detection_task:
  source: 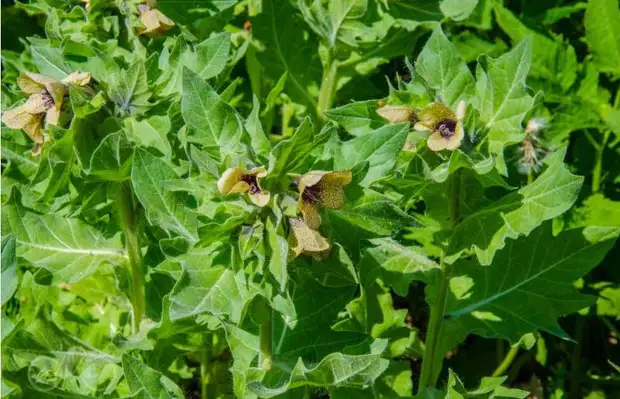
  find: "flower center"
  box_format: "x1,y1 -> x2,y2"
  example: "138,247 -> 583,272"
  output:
240,174 -> 261,194
42,92 -> 55,109
435,119 -> 456,139
302,184 -> 321,205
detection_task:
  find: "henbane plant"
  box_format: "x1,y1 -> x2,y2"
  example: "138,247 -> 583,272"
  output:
1,1 -> 619,398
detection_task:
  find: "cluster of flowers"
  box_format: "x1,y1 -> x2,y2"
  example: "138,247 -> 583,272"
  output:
218,167 -> 352,260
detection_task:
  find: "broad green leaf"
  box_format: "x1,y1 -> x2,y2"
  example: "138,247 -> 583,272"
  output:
122,354 -> 184,399
266,210 -> 289,292
336,123 -> 408,185
453,31 -> 508,63
181,67 -> 243,158
168,248 -> 254,321
440,0 -> 478,21
2,205 -> 125,283
1,235 -> 18,306
330,360 -> 413,399
446,150 -> 583,264
246,348 -> 389,398
474,38 -> 535,154
131,149 -> 198,242
568,194 -> 620,243
386,0 -> 443,31
30,45 -> 71,80
159,33 -> 231,95
325,100 -> 386,136
267,117 -> 314,179
444,370 -> 528,398
245,96 -> 271,163
88,131 -> 133,181
124,115 -> 172,157
494,4 -> 578,93
109,61 -> 150,116
416,28 -> 475,108
69,86 -> 106,118
443,223 -> 614,342
366,238 -> 439,297
253,0 -> 321,112
156,0 -> 238,25
585,0 -> 620,75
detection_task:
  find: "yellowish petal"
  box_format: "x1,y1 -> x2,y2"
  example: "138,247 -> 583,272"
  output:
2,105 -> 32,129
17,72 -> 55,94
154,9 -> 175,29
249,191 -> 270,207
21,94 -> 48,114
45,107 -> 61,126
217,167 -> 244,194
139,10 -> 161,35
427,132 -> 448,152
289,218 -> 330,257
298,171 -> 327,191
414,122 -> 431,132
45,81 -> 67,109
300,202 -> 321,230
248,166 -> 268,177
456,101 -> 466,120
229,181 -> 250,194
444,123 -> 464,151
24,116 -> 45,144
376,105 -> 415,124
62,71 -> 92,86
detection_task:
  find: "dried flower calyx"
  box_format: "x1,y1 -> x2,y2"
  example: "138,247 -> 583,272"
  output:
288,217 -> 330,259
415,101 -> 465,152
218,166 -> 271,207
2,71 -> 92,146
295,170 -> 352,229
137,0 -> 175,37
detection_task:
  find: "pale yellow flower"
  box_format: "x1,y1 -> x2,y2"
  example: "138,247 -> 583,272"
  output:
137,3 -> 175,37
288,217 -> 330,259
217,166 -> 270,207
2,72 -> 92,145
376,104 -> 417,124
296,171 -> 352,229
415,101 -> 466,152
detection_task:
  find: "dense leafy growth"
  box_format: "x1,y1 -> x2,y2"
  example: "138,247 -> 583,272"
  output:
1,0 -> 619,398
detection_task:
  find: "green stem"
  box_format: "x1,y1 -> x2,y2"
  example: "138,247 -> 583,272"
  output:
492,344 -> 520,377
592,130 -> 610,193
259,314 -> 273,370
569,317 -> 586,399
317,51 -> 339,123
418,172 -> 461,392
118,183 -> 145,333
201,351 -> 209,399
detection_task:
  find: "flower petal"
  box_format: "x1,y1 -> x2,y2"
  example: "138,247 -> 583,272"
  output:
249,191 -> 270,207
217,167 -> 244,194
62,71 -> 92,86
414,122 -> 431,132
17,72 -> 56,94
300,202 -> 321,230
289,218 -> 330,258
426,132 -> 448,152
45,107 -> 61,126
248,166 -> 268,178
299,171 -> 327,191
21,94 -> 48,114
376,105 -> 415,124
444,123 -> 464,151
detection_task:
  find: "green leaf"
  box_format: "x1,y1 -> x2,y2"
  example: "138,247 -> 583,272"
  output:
331,360 -> 413,398
267,117 -> 314,179
444,370 -> 528,398
266,210 -> 289,292
443,222 -> 614,342
416,27 -> 475,108
585,0 -> 620,76
2,204 -> 125,283
30,45 -> 71,80
446,150 -> 583,264
181,67 -> 243,158
325,100 -> 386,136
245,96 -> 271,163
155,0 -> 238,25
124,115 -> 172,157
88,131 -> 133,181
440,0 -> 478,21
1,235 -> 18,306
131,149 -> 198,243
168,247 -> 255,321
109,61 -> 150,116
159,33 -> 231,95
336,123 -> 408,186
474,38 -> 535,154
253,0 -> 321,112
69,86 -> 106,118
568,194 -> 620,243
122,354 -> 184,399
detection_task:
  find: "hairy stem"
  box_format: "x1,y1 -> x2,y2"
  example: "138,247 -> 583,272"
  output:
118,183 -> 145,333
492,344 -> 520,377
259,313 -> 273,370
201,350 -> 209,399
592,130 -> 610,193
317,51 -> 339,122
418,172 -> 461,391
